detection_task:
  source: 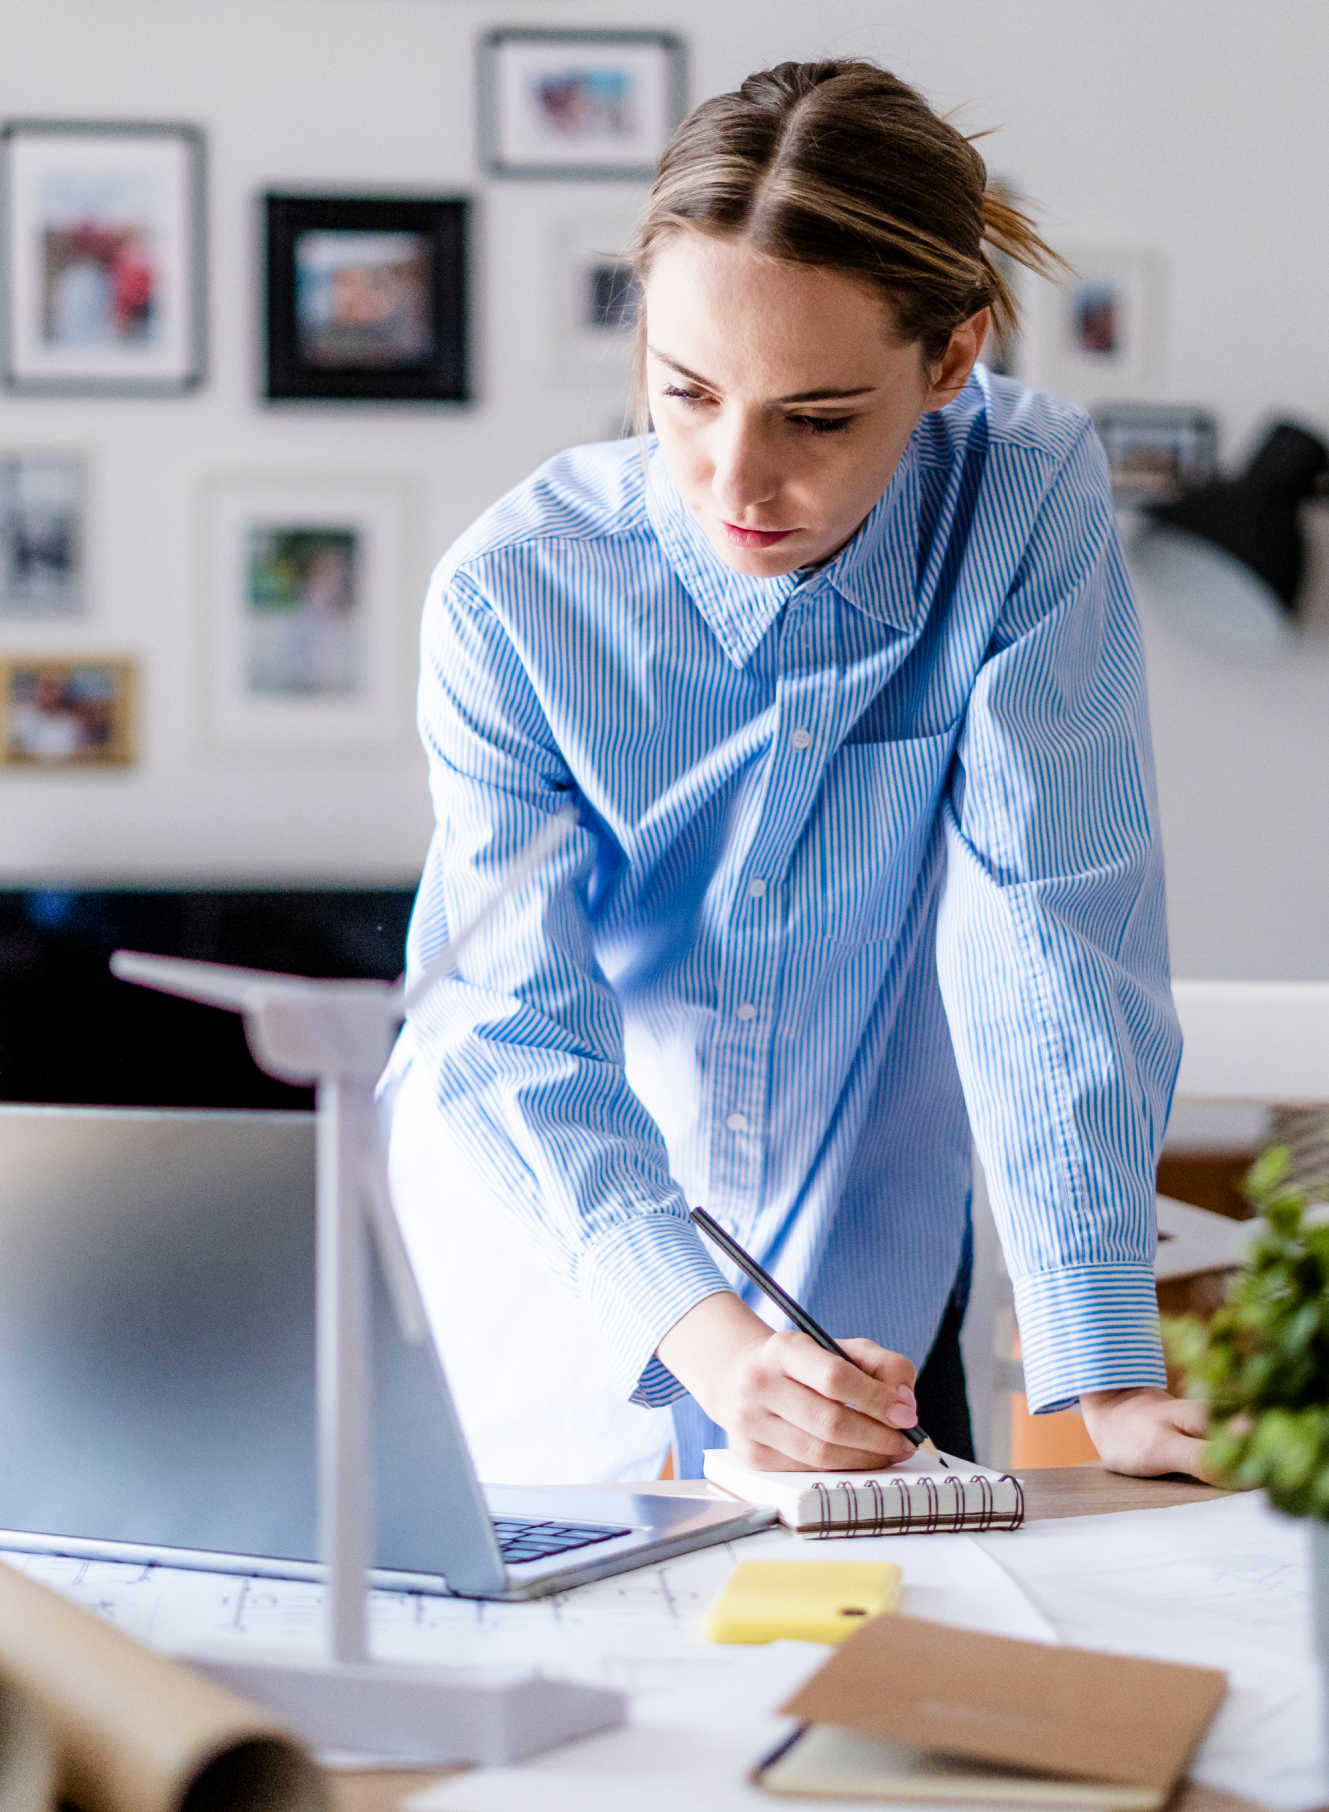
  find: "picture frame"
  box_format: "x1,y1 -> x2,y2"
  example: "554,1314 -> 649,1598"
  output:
264,194 -> 469,403
1,121 -> 205,396
1092,404 -> 1218,507
205,473 -> 410,750
479,29 -> 687,180
0,448 -> 87,616
553,216 -> 641,375
1042,246 -> 1164,402
0,654 -> 136,768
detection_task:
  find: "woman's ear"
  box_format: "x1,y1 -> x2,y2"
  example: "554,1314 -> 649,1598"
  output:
923,308 -> 991,410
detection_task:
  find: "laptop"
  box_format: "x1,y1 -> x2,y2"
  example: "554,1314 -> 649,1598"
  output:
0,1105 -> 773,1600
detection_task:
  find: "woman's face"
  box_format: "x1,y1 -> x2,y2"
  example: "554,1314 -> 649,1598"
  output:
644,231 -> 986,577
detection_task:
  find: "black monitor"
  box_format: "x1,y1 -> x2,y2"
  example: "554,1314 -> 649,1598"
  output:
0,885 -> 417,1109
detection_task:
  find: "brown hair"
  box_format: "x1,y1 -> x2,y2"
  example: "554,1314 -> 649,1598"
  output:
630,58 -> 1061,425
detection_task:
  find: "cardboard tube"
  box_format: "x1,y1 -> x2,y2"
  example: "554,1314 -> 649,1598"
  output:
0,1674 -> 55,1812
0,1560 -> 327,1812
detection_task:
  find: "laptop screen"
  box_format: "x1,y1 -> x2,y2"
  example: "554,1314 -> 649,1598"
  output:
0,1105 -> 461,1574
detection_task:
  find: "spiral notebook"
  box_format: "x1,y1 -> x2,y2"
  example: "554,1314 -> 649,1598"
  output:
702,1448 -> 1025,1537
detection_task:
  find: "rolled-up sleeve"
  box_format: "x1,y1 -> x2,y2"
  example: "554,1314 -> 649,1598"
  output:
935,420 -> 1181,1413
404,563 -> 729,1405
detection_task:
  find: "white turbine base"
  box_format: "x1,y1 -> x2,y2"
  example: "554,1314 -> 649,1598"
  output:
185,1651 -> 625,1766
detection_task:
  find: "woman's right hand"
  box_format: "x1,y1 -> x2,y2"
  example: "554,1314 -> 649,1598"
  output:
656,1290 -> 920,1470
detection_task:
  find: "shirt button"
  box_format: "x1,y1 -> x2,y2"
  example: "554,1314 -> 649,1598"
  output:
747,878 -> 767,898
725,1111 -> 749,1132
736,1003 -> 757,1021
790,728 -> 813,750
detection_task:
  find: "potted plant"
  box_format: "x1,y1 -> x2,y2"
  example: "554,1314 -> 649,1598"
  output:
1168,1142 -> 1329,1677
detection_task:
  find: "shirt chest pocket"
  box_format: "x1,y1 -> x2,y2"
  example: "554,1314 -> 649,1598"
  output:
784,727 -> 960,944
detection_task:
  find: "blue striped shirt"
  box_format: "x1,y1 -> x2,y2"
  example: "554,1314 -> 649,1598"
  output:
398,368 -> 1179,1440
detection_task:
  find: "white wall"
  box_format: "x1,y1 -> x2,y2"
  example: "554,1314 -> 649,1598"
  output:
1,0 -> 1326,976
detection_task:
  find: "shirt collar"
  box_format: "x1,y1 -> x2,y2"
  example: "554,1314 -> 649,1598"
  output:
645,437 -> 926,668
645,447 -> 798,667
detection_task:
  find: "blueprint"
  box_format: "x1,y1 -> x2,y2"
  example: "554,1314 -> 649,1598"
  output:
2,1521 -> 1050,1801
4,1519 -> 1049,1682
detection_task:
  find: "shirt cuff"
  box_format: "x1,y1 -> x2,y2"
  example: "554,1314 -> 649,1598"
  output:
577,1209 -> 734,1407
1011,1263 -> 1166,1415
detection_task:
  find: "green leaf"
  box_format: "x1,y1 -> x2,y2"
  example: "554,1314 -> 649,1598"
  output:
1246,1144 -> 1291,1204
1172,1137 -> 1329,1508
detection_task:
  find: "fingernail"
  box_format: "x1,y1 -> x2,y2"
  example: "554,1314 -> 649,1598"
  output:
885,1389 -> 916,1430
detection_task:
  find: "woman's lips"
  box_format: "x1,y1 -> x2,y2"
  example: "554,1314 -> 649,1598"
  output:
717,520 -> 796,549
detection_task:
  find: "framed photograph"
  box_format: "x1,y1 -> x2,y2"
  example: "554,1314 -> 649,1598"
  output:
1,121 -> 205,396
1092,404 -> 1218,507
265,194 -> 468,403
1043,247 -> 1163,401
206,474 -> 409,749
480,29 -> 687,180
0,655 -> 135,767
0,449 -> 86,615
554,217 -> 640,373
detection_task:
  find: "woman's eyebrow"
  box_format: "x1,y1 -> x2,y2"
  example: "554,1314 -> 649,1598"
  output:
647,346 -> 876,406
647,347 -> 718,388
778,385 -> 876,404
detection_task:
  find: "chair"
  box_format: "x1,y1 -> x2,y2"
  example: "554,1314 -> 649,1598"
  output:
961,981 -> 1329,1467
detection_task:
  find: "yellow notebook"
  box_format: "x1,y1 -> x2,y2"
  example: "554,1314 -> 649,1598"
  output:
704,1559 -> 903,1645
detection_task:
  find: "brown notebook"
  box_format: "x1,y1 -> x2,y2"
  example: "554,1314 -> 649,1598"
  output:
755,1614 -> 1226,1808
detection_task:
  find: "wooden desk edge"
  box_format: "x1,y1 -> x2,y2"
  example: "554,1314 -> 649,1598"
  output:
333,1464 -> 1236,1811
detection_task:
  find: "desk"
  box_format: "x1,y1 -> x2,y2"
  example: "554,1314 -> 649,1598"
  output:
333,1465 -> 1238,1812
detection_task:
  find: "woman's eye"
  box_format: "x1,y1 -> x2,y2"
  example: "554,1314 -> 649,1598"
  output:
789,414 -> 854,436
662,385 -> 712,407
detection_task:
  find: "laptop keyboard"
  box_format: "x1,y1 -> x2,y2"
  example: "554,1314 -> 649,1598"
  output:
492,1516 -> 633,1566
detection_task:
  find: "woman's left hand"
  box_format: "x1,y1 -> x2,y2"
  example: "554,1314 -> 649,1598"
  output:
1080,1387 -> 1213,1481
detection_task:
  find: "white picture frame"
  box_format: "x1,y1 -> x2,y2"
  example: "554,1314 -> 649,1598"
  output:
552,217 -> 640,376
205,474 -> 409,751
2,121 -> 205,396
1041,246 -> 1164,402
0,448 -> 87,616
480,29 -> 686,180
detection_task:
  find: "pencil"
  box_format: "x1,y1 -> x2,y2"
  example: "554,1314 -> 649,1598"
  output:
689,1206 -> 948,1469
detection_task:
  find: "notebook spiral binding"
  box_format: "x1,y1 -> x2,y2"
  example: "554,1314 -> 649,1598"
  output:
808,1472 -> 1025,1537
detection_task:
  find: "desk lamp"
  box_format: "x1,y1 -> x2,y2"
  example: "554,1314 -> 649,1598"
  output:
1130,422 -> 1328,658
109,811 -> 624,1766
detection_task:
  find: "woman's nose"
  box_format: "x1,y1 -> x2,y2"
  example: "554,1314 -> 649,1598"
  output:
709,416 -> 779,518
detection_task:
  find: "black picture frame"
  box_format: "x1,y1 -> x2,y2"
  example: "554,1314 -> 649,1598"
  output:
1,120 -> 206,397
479,29 -> 687,181
264,193 -> 469,404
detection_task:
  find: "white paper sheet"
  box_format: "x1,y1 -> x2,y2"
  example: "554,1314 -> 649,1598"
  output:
977,1493 -> 1328,1812
404,1639 -> 836,1812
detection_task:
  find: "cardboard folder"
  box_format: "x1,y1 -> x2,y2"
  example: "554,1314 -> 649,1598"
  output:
757,1615 -> 1226,1807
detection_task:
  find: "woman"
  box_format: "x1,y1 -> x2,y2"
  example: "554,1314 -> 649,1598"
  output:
383,59 -> 1207,1485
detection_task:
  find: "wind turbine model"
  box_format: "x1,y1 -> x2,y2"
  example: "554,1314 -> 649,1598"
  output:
110,812 -> 623,1765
